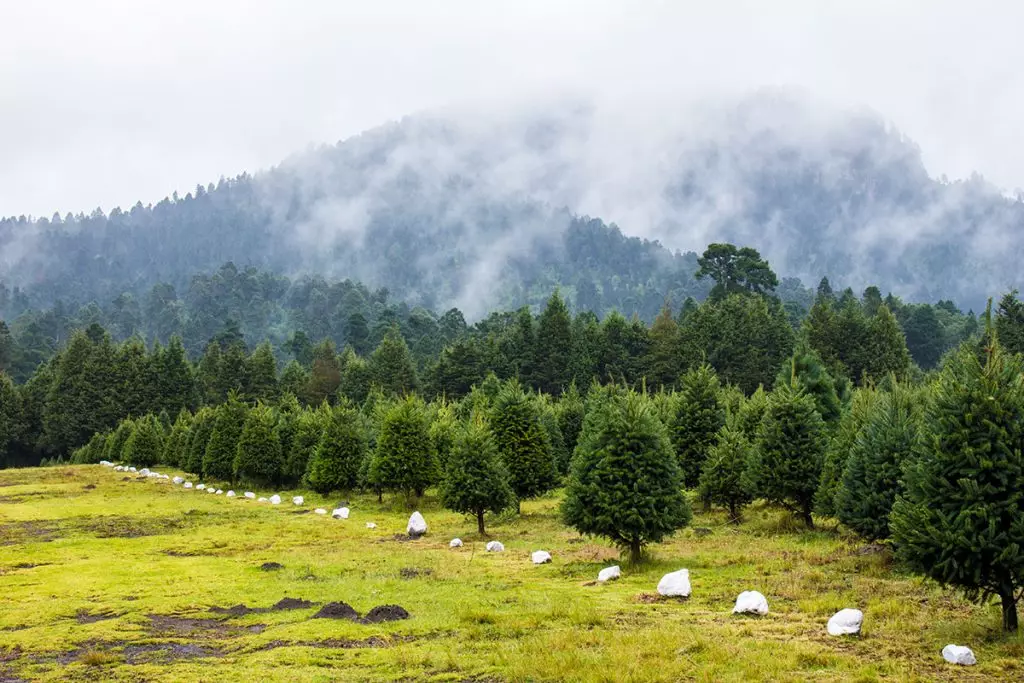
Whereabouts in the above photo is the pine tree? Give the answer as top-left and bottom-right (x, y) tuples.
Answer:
(233, 403), (283, 486)
(536, 395), (568, 477)
(645, 303), (682, 390)
(814, 388), (879, 517)
(670, 365), (726, 488)
(563, 391), (691, 563)
(555, 382), (585, 461)
(244, 341), (278, 402)
(154, 335), (195, 414)
(776, 342), (842, 423)
(867, 305), (912, 380)
(491, 381), (557, 510)
(162, 409), (192, 467)
(304, 339), (341, 405)
(369, 325), (419, 396)
(279, 361), (309, 401)
(0, 372), (23, 463)
(122, 415), (163, 467)
(368, 395), (437, 498)
(735, 386), (768, 438)
(71, 431), (108, 465)
(203, 395), (248, 482)
(184, 407), (215, 475)
(197, 342), (223, 405)
(891, 342), (1024, 632)
(43, 329), (117, 455)
(699, 423), (754, 523)
(338, 348), (373, 404)
(530, 290), (573, 395)
(104, 418), (136, 463)
(835, 385), (921, 540)
(428, 401), (458, 473)
(748, 383), (826, 527)
(307, 404), (367, 493)
(441, 417), (516, 535)
(285, 406), (327, 485)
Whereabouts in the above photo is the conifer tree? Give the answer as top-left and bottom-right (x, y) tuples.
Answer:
(43, 329), (117, 455)
(491, 381), (557, 510)
(441, 417), (516, 535)
(197, 342), (223, 405)
(71, 431), (108, 464)
(835, 385), (920, 540)
(867, 305), (912, 379)
(244, 341), (278, 403)
(184, 407), (215, 475)
(530, 290), (573, 395)
(775, 342), (842, 423)
(122, 415), (163, 467)
(285, 406), (328, 485)
(162, 409), (192, 467)
(670, 364), (726, 488)
(305, 339), (341, 405)
(891, 342), (1024, 632)
(699, 422), (754, 523)
(154, 335), (195, 414)
(368, 395), (437, 498)
(233, 403), (283, 486)
(429, 401), (458, 473)
(279, 361), (309, 401)
(369, 325), (419, 396)
(0, 373), (23, 463)
(555, 382), (585, 460)
(563, 391), (691, 563)
(339, 348), (373, 404)
(645, 303), (682, 390)
(203, 395), (248, 482)
(104, 418), (136, 463)
(814, 388), (879, 517)
(735, 386), (768, 438)
(307, 404), (367, 493)
(748, 382), (826, 527)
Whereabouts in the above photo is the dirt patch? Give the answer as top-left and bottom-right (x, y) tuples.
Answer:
(83, 484), (96, 490)
(0, 520), (62, 546)
(633, 592), (663, 604)
(211, 604), (265, 617)
(361, 605), (410, 624)
(854, 543), (889, 556)
(122, 642), (223, 664)
(77, 514), (184, 539)
(75, 609), (120, 624)
(0, 647), (22, 663)
(400, 567), (433, 579)
(259, 562), (284, 572)
(312, 602), (360, 621)
(163, 549), (209, 557)
(121, 477), (132, 482)
(257, 636), (414, 651)
(146, 613), (263, 637)
(290, 509), (310, 515)
(273, 597), (314, 610)
(379, 533), (417, 543)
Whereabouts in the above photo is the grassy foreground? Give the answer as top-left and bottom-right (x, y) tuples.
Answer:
(0, 465), (1021, 682)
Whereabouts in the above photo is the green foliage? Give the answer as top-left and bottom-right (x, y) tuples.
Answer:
(530, 290), (573, 395)
(285, 407), (327, 486)
(670, 365), (726, 488)
(891, 343), (1024, 631)
(440, 418), (516, 534)
(338, 348), (373, 404)
(203, 395), (248, 482)
(428, 401), (458, 473)
(748, 383), (826, 527)
(0, 372), (23, 463)
(645, 303), (682, 390)
(103, 418), (136, 463)
(835, 385), (921, 540)
(184, 407), (215, 475)
(122, 415), (163, 467)
(279, 360), (309, 400)
(368, 395), (437, 498)
(563, 391), (691, 563)
(555, 383), (585, 466)
(370, 325), (419, 396)
(777, 342), (842, 423)
(304, 340), (342, 406)
(734, 386), (768, 438)
(491, 381), (557, 506)
(696, 243), (779, 301)
(995, 290), (1024, 356)
(307, 404), (366, 493)
(71, 431), (108, 465)
(162, 410), (192, 467)
(814, 388), (879, 517)
(699, 423), (754, 523)
(244, 341), (278, 402)
(233, 404), (283, 486)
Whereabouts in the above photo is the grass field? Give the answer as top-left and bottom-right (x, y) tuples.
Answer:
(1, 465), (1021, 682)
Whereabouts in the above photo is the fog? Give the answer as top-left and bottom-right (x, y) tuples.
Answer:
(3, 0), (1024, 220)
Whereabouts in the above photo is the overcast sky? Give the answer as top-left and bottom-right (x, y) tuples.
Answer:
(2, 0), (1022, 218)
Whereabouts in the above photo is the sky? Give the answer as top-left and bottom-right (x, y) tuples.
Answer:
(2, 0), (1023, 218)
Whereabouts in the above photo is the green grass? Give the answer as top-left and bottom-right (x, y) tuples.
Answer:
(1, 465), (1021, 681)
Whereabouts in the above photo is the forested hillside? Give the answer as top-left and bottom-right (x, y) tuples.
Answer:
(2, 92), (1022, 321)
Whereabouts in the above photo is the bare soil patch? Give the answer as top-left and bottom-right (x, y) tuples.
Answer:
(78, 514), (184, 539)
(257, 635), (415, 651)
(259, 562), (284, 571)
(400, 567), (433, 579)
(361, 605), (410, 623)
(273, 597), (314, 610)
(312, 602), (360, 621)
(75, 609), (120, 624)
(0, 520), (62, 546)
(122, 642), (223, 664)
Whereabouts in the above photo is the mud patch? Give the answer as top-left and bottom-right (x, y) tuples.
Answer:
(273, 597), (314, 610)
(79, 514), (184, 539)
(146, 613), (262, 637)
(361, 605), (410, 624)
(163, 549), (209, 557)
(0, 520), (62, 546)
(259, 562), (284, 572)
(83, 484), (96, 490)
(312, 602), (360, 621)
(399, 567), (433, 579)
(122, 642), (223, 664)
(257, 635), (414, 651)
(76, 609), (121, 624)
(211, 604), (265, 617)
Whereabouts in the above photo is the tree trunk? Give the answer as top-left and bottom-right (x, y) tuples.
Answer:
(377, 489), (382, 503)
(802, 503), (814, 529)
(628, 539), (643, 565)
(477, 509), (486, 536)
(729, 501), (741, 525)
(1002, 591), (1019, 632)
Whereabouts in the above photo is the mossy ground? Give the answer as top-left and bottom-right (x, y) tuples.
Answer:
(1, 465), (1021, 681)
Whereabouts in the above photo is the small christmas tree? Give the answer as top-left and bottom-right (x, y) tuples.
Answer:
(491, 380), (557, 511)
(122, 415), (163, 467)
(563, 391), (691, 564)
(233, 404), (283, 486)
(307, 404), (366, 493)
(203, 394), (248, 483)
(671, 364), (726, 488)
(699, 422), (754, 523)
(368, 395), (437, 499)
(440, 417), (516, 535)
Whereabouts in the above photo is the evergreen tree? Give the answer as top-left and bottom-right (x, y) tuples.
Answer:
(338, 348), (373, 404)
(735, 386), (768, 438)
(749, 383), (826, 527)
(996, 290), (1024, 355)
(441, 417), (516, 535)
(699, 423), (754, 523)
(555, 382), (585, 463)
(233, 403), (283, 486)
(814, 388), (879, 517)
(0, 372), (23, 464)
(695, 243), (779, 300)
(369, 325), (419, 396)
(429, 401), (458, 473)
(891, 342), (1024, 632)
(203, 395), (248, 482)
(867, 305), (912, 379)
(71, 431), (108, 465)
(285, 405), (328, 485)
(43, 329), (116, 455)
(563, 391), (691, 563)
(304, 339), (341, 405)
(670, 365), (726, 488)
(645, 303), (682, 390)
(491, 381), (557, 510)
(835, 385), (921, 540)
(104, 418), (136, 463)
(368, 395), (437, 498)
(307, 404), (367, 493)
(244, 341), (278, 403)
(154, 336), (195, 415)
(184, 407), (215, 475)
(279, 360), (309, 400)
(162, 409), (192, 467)
(122, 415), (163, 467)
(197, 342), (223, 405)
(568, 312), (601, 387)
(530, 290), (573, 395)
(775, 343), (842, 423)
